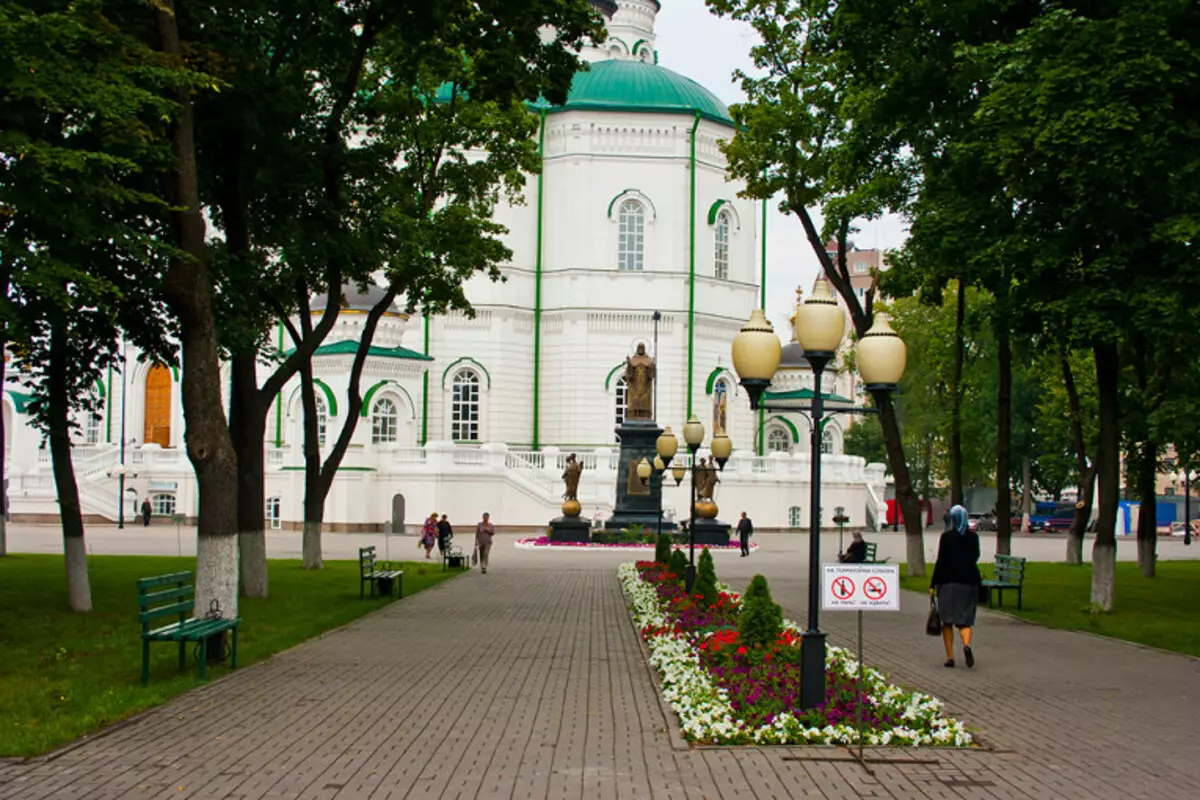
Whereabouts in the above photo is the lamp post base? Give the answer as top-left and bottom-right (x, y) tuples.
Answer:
(799, 630), (827, 710)
(685, 563), (696, 593)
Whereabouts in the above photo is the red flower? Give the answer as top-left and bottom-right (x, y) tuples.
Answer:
(737, 646), (748, 656)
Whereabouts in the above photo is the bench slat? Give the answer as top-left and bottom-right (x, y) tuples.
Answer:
(140, 601), (195, 624)
(139, 585), (195, 609)
(138, 572), (193, 591)
(147, 617), (239, 641)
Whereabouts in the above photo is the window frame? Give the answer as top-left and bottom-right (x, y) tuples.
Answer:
(714, 210), (731, 280)
(313, 394), (328, 447)
(821, 428), (836, 455)
(617, 200), (646, 272)
(450, 369), (481, 442)
(371, 397), (399, 444)
(150, 493), (176, 516)
(614, 377), (628, 442)
(766, 427), (791, 454)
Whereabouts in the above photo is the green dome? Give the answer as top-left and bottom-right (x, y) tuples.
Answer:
(548, 59), (733, 125)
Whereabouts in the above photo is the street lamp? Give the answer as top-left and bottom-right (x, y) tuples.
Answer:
(731, 279), (906, 710)
(651, 417), (731, 590)
(106, 464), (138, 528)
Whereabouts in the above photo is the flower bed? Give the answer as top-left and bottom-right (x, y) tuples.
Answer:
(516, 537), (757, 551)
(620, 561), (974, 747)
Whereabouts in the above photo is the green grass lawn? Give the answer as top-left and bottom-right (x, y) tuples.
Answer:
(0, 554), (460, 757)
(900, 561), (1200, 658)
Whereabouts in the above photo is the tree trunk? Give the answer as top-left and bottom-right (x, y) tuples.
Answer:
(949, 278), (966, 507)
(1136, 438), (1158, 577)
(0, 291), (7, 558)
(230, 352), (268, 596)
(48, 320), (92, 612)
(1062, 353), (1091, 564)
(995, 328), (1012, 556)
(156, 1), (239, 617)
(1091, 341), (1120, 611)
(1020, 457), (1032, 533)
(299, 360), (324, 570)
(876, 390), (926, 575)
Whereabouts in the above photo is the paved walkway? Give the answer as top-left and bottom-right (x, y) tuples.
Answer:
(2, 533), (1198, 798)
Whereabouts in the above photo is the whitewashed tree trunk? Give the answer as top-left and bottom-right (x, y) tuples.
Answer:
(195, 534), (239, 619)
(1090, 538), (1115, 612)
(302, 520), (324, 570)
(64, 535), (92, 612)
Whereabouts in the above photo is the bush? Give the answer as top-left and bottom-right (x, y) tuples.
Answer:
(694, 547), (719, 605)
(655, 533), (672, 564)
(738, 574), (783, 649)
(591, 531), (617, 544)
(667, 549), (689, 583)
(619, 524), (649, 543)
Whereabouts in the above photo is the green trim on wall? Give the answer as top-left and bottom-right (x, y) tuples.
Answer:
(421, 313), (430, 446)
(104, 367), (113, 443)
(608, 36), (629, 53)
(441, 357), (491, 390)
(766, 415), (801, 443)
(5, 390), (33, 413)
(532, 108), (547, 451)
(274, 323), (284, 447)
(707, 199), (733, 226)
(361, 380), (416, 419)
(170, 365), (180, 382)
(606, 189), (657, 220)
(94, 379), (105, 398)
(686, 112), (701, 418)
(704, 367), (737, 395)
(313, 379), (338, 416)
(604, 362), (626, 391)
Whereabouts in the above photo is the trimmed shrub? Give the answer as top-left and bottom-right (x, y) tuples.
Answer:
(667, 549), (689, 583)
(694, 547), (719, 605)
(655, 533), (672, 564)
(738, 574), (783, 649)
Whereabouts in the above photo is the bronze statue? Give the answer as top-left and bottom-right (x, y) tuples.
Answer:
(562, 453), (583, 501)
(622, 343), (656, 421)
(695, 457), (720, 502)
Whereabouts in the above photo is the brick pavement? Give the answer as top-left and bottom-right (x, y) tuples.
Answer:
(1, 538), (1198, 798)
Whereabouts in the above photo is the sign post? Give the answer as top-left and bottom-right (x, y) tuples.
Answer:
(822, 563), (901, 763)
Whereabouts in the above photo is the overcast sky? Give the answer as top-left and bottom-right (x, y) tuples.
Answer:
(651, 0), (910, 332)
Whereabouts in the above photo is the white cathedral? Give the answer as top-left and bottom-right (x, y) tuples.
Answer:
(4, 1), (887, 533)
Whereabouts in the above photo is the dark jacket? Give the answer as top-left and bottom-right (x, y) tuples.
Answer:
(437, 519), (453, 546)
(930, 530), (982, 588)
(736, 517), (753, 538)
(842, 539), (868, 563)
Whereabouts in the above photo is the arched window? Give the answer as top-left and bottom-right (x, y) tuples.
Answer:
(371, 397), (398, 444)
(85, 412), (102, 445)
(617, 200), (645, 271)
(313, 394), (328, 447)
(451, 369), (480, 441)
(821, 428), (836, 455)
(151, 493), (176, 516)
(767, 428), (791, 453)
(614, 377), (628, 441)
(144, 364), (172, 448)
(714, 210), (730, 280)
(712, 379), (728, 434)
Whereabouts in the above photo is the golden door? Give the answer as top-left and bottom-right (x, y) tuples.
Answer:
(143, 365), (172, 448)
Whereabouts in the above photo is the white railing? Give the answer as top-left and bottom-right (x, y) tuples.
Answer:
(507, 450), (545, 470)
(452, 449), (486, 467)
(78, 482), (117, 516)
(18, 474), (54, 493)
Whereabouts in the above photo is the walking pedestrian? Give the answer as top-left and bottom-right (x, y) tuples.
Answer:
(736, 511), (753, 556)
(475, 512), (495, 574)
(929, 504), (982, 668)
(141, 498), (152, 527)
(437, 514), (453, 558)
(420, 513), (438, 559)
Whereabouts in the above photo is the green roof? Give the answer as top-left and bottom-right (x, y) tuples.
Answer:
(763, 388), (855, 404)
(6, 390), (34, 413)
(286, 340), (433, 362)
(439, 59), (733, 125)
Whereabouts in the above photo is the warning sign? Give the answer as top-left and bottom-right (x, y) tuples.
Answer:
(822, 564), (900, 611)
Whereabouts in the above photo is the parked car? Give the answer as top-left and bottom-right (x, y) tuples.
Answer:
(968, 512), (998, 532)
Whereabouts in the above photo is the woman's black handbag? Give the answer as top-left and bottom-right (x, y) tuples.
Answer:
(925, 597), (943, 636)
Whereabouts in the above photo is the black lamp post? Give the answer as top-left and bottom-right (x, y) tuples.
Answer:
(649, 420), (731, 591)
(731, 280), (907, 711)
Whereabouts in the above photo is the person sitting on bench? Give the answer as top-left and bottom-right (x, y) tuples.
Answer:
(839, 532), (869, 563)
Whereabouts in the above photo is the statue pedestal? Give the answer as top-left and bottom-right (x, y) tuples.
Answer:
(604, 420), (673, 533)
(689, 519), (732, 547)
(549, 517), (591, 543)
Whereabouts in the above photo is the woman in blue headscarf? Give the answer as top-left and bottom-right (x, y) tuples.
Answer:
(929, 504), (982, 667)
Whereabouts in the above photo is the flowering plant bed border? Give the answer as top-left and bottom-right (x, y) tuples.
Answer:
(619, 561), (975, 747)
(516, 537), (758, 552)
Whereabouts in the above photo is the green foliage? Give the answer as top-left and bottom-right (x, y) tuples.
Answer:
(694, 548), (719, 606)
(655, 533), (672, 564)
(667, 549), (689, 583)
(0, 554), (461, 757)
(737, 574), (782, 649)
(591, 528), (655, 545)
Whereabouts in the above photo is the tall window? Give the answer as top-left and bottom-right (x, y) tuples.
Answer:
(313, 394), (328, 447)
(82, 412), (102, 445)
(714, 210), (730, 280)
(451, 369), (480, 441)
(788, 506), (803, 527)
(144, 364), (172, 448)
(265, 496), (281, 530)
(821, 428), (835, 455)
(371, 397), (398, 444)
(712, 379), (728, 434)
(767, 428), (790, 453)
(614, 378), (628, 442)
(617, 200), (645, 271)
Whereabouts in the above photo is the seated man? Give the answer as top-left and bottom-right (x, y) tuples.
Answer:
(839, 532), (869, 563)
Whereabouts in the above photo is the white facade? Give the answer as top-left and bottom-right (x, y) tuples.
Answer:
(3, 3), (888, 533)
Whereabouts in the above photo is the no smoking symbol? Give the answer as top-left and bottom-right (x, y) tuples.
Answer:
(832, 576), (855, 599)
(864, 577), (887, 601)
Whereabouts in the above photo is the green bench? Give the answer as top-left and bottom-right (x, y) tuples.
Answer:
(981, 554), (1027, 610)
(138, 572), (240, 686)
(359, 546), (403, 599)
(863, 542), (889, 564)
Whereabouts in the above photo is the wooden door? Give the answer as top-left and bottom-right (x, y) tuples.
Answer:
(143, 365), (172, 448)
